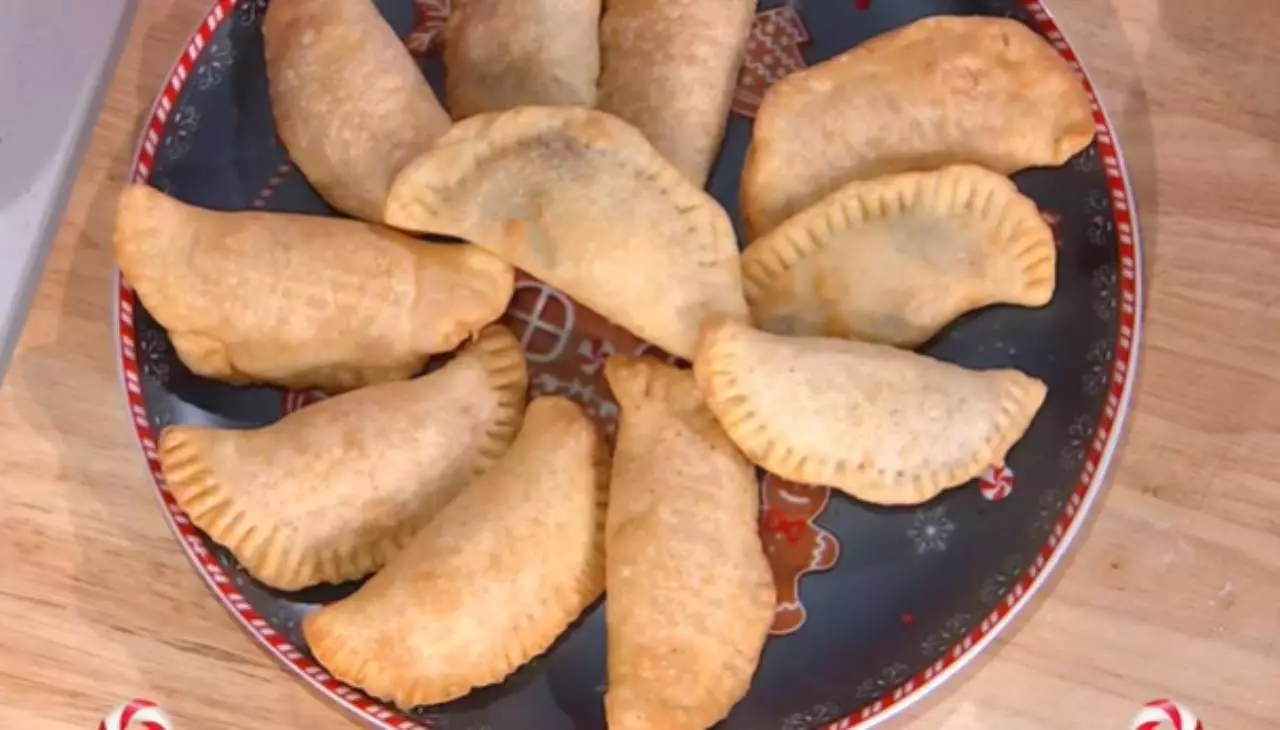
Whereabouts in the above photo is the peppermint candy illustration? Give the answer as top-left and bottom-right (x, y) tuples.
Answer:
(979, 465), (1015, 502)
(404, 0), (451, 57)
(282, 388), (329, 415)
(99, 699), (171, 730)
(1130, 698), (1203, 730)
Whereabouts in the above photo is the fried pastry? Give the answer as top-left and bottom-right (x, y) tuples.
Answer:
(742, 15), (1095, 238)
(694, 319), (1047, 506)
(384, 106), (749, 360)
(445, 0), (600, 118)
(597, 0), (756, 185)
(114, 184), (514, 392)
(264, 0), (452, 221)
(603, 356), (775, 730)
(742, 165), (1056, 348)
(158, 326), (528, 591)
(303, 396), (609, 708)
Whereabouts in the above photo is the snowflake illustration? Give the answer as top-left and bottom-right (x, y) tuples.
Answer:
(980, 554), (1026, 604)
(920, 612), (975, 659)
(906, 506), (955, 554)
(196, 41), (236, 90)
(164, 105), (200, 162)
(855, 662), (911, 701)
(1091, 264), (1118, 320)
(139, 328), (171, 385)
(1072, 146), (1100, 172)
(1086, 213), (1116, 247)
(237, 0), (268, 26)
(944, 613), (975, 633)
(1059, 413), (1095, 471)
(1082, 339), (1114, 395)
(780, 701), (840, 730)
(1031, 486), (1071, 537)
(1085, 189), (1111, 215)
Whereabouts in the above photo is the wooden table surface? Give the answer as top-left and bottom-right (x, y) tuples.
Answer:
(2, 0), (1278, 728)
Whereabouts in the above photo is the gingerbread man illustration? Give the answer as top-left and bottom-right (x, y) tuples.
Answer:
(733, 6), (812, 118)
(760, 475), (841, 635)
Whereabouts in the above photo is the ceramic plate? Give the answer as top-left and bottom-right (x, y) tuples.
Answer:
(114, 0), (1143, 727)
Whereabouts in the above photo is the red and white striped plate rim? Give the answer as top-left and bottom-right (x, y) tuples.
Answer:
(99, 697), (1205, 728)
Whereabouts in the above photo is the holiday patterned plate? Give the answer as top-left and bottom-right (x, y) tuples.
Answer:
(114, 0), (1143, 728)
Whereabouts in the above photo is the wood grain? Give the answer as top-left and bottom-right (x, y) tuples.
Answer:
(1, 0), (1277, 728)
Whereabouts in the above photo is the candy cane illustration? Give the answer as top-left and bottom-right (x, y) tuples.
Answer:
(99, 700), (172, 730)
(1130, 699), (1204, 730)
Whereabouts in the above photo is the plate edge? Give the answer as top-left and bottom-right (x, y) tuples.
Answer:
(108, 1), (1149, 728)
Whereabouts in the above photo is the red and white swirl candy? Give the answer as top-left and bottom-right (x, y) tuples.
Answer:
(979, 465), (1015, 502)
(282, 388), (329, 416)
(1130, 698), (1203, 730)
(99, 700), (172, 730)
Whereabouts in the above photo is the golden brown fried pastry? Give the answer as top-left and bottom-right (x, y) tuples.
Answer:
(603, 356), (774, 730)
(158, 326), (527, 591)
(742, 15), (1095, 239)
(264, 0), (451, 221)
(742, 165), (1056, 348)
(303, 396), (609, 708)
(384, 106), (749, 360)
(694, 319), (1047, 506)
(597, 0), (756, 185)
(445, 0), (600, 118)
(114, 184), (514, 392)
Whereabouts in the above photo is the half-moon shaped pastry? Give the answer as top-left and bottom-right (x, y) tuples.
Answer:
(742, 165), (1056, 348)
(264, 0), (452, 221)
(384, 106), (749, 360)
(445, 0), (600, 118)
(114, 184), (514, 392)
(741, 15), (1095, 238)
(603, 356), (775, 730)
(303, 396), (610, 709)
(694, 319), (1047, 506)
(597, 0), (756, 185)
(158, 326), (528, 591)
